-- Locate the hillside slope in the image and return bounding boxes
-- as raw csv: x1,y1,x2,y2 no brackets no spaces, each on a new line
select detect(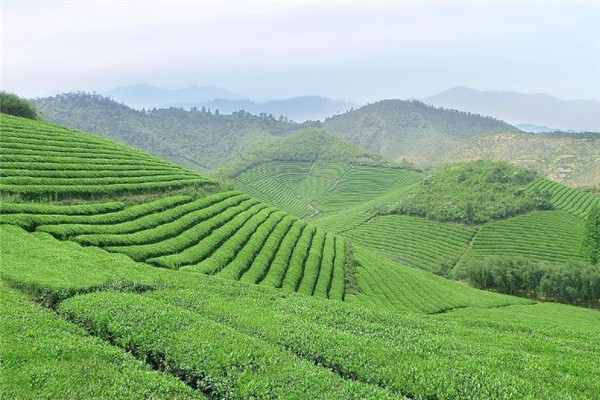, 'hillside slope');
440,131,600,188
34,93,304,170
322,99,519,165
0,114,212,199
